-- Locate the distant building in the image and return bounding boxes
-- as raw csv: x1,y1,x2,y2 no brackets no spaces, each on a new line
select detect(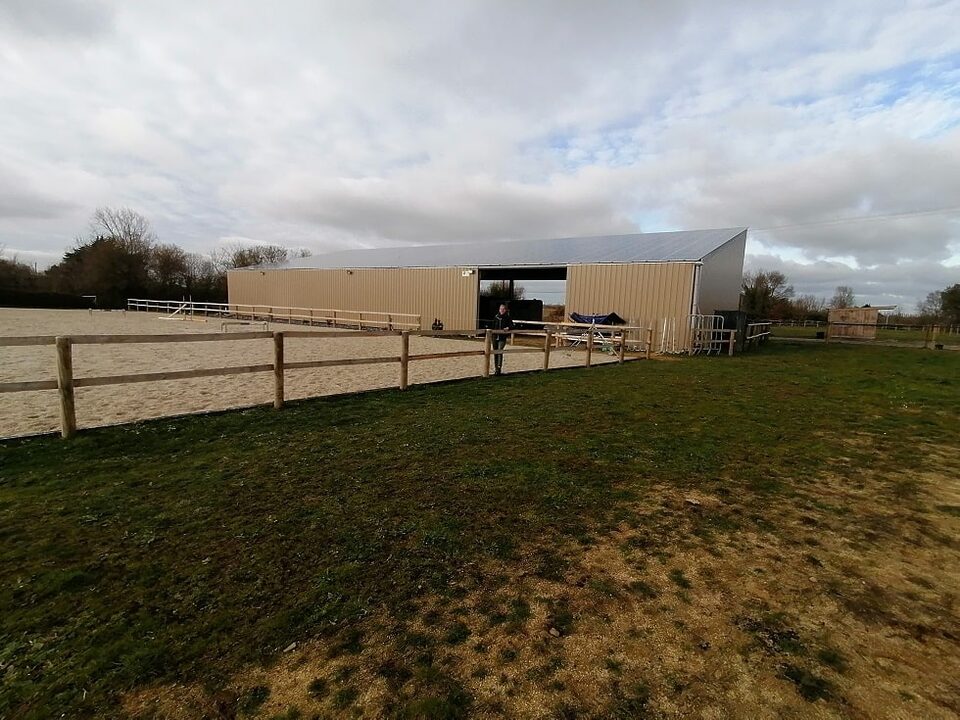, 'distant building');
228,227,747,348
827,305,897,340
